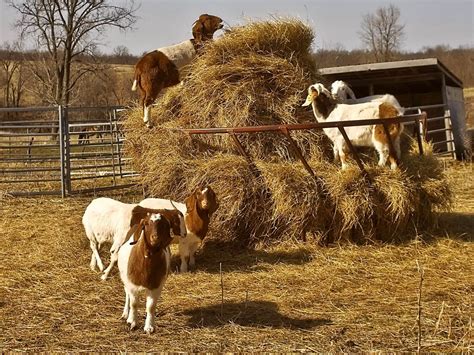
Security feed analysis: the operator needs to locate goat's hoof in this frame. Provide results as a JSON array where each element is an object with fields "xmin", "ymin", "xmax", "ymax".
[
  {"xmin": 100, "ymin": 273, "xmax": 108, "ymax": 281},
  {"xmin": 121, "ymin": 313, "xmax": 128, "ymax": 320},
  {"xmin": 128, "ymin": 321, "xmax": 137, "ymax": 330},
  {"xmin": 144, "ymin": 325, "xmax": 155, "ymax": 334}
]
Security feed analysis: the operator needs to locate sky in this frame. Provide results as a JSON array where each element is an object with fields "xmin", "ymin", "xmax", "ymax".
[{"xmin": 0, "ymin": 0, "xmax": 473, "ymax": 55}]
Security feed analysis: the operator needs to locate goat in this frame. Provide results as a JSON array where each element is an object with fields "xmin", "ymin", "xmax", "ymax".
[
  {"xmin": 132, "ymin": 14, "xmax": 223, "ymax": 128},
  {"xmin": 330, "ymin": 80, "xmax": 404, "ymax": 114},
  {"xmin": 118, "ymin": 207, "xmax": 173, "ymax": 333},
  {"xmin": 78, "ymin": 126, "xmax": 104, "ymax": 145},
  {"xmin": 302, "ymin": 83, "xmax": 404, "ymax": 169},
  {"xmin": 82, "ymin": 197, "xmax": 185, "ymax": 280},
  {"xmin": 139, "ymin": 186, "xmax": 219, "ymax": 272}
]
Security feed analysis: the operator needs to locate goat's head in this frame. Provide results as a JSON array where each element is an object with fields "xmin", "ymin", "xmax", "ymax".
[
  {"xmin": 331, "ymin": 80, "xmax": 356, "ymax": 101},
  {"xmin": 192, "ymin": 14, "xmax": 224, "ymax": 42},
  {"xmin": 302, "ymin": 83, "xmax": 332, "ymax": 107},
  {"xmin": 185, "ymin": 185, "xmax": 219, "ymax": 217},
  {"xmin": 129, "ymin": 212, "xmax": 173, "ymax": 252}
]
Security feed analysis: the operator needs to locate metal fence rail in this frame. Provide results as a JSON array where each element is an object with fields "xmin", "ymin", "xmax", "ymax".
[{"xmin": 0, "ymin": 105, "xmax": 137, "ymax": 197}]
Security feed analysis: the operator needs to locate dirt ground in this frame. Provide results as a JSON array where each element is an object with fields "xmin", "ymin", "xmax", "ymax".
[{"xmin": 0, "ymin": 162, "xmax": 472, "ymax": 352}]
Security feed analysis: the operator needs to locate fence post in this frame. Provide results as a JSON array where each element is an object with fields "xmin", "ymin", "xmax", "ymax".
[
  {"xmin": 64, "ymin": 106, "xmax": 71, "ymax": 194},
  {"xmin": 58, "ymin": 105, "xmax": 66, "ymax": 198}
]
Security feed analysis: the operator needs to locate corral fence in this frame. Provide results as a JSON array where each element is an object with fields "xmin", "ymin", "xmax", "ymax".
[
  {"xmin": 0, "ymin": 105, "xmax": 138, "ymax": 197},
  {"xmin": 405, "ymin": 104, "xmax": 456, "ymax": 158},
  {"xmin": 177, "ymin": 111, "xmax": 428, "ymax": 184}
]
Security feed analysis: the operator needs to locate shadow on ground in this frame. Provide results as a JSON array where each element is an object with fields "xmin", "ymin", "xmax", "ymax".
[
  {"xmin": 437, "ymin": 212, "xmax": 474, "ymax": 241},
  {"xmin": 181, "ymin": 300, "xmax": 331, "ymax": 329},
  {"xmin": 184, "ymin": 240, "xmax": 315, "ymax": 274}
]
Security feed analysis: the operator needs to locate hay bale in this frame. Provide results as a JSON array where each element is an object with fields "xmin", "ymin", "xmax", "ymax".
[{"xmin": 124, "ymin": 18, "xmax": 452, "ymax": 246}]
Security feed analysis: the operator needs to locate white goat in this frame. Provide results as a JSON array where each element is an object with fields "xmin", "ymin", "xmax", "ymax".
[
  {"xmin": 302, "ymin": 83, "xmax": 404, "ymax": 169},
  {"xmin": 82, "ymin": 197, "xmax": 185, "ymax": 280},
  {"xmin": 118, "ymin": 207, "xmax": 173, "ymax": 333},
  {"xmin": 330, "ymin": 80, "xmax": 405, "ymax": 114}
]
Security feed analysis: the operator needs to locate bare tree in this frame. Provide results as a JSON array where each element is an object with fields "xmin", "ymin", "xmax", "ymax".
[
  {"xmin": 0, "ymin": 41, "xmax": 25, "ymax": 108},
  {"xmin": 7, "ymin": 0, "xmax": 138, "ymax": 107},
  {"xmin": 359, "ymin": 4, "xmax": 405, "ymax": 62}
]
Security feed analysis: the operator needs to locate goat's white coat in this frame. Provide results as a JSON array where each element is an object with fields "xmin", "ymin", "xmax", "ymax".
[
  {"xmin": 331, "ymin": 80, "xmax": 405, "ymax": 114},
  {"xmin": 156, "ymin": 40, "xmax": 196, "ymax": 70},
  {"xmin": 82, "ymin": 197, "xmax": 136, "ymax": 277},
  {"xmin": 139, "ymin": 198, "xmax": 201, "ymax": 273},
  {"xmin": 304, "ymin": 83, "xmax": 404, "ymax": 169},
  {"xmin": 118, "ymin": 232, "xmax": 171, "ymax": 333}
]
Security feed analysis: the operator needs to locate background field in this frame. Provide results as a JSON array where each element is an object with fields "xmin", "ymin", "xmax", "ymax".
[{"xmin": 0, "ymin": 161, "xmax": 472, "ymax": 352}]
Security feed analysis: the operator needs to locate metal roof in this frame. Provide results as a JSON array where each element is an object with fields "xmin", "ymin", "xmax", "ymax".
[{"xmin": 318, "ymin": 58, "xmax": 463, "ymax": 88}]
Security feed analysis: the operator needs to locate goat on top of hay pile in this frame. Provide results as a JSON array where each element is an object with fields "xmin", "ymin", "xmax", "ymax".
[
  {"xmin": 132, "ymin": 14, "xmax": 224, "ymax": 128},
  {"xmin": 303, "ymin": 83, "xmax": 404, "ymax": 169}
]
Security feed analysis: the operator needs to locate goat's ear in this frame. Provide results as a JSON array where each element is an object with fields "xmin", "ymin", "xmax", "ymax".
[
  {"xmin": 302, "ymin": 88, "xmax": 317, "ymax": 107},
  {"xmin": 130, "ymin": 205, "xmax": 149, "ymax": 227},
  {"xmin": 185, "ymin": 191, "xmax": 197, "ymax": 213},
  {"xmin": 126, "ymin": 220, "xmax": 142, "ymax": 245},
  {"xmin": 192, "ymin": 18, "xmax": 204, "ymax": 41}
]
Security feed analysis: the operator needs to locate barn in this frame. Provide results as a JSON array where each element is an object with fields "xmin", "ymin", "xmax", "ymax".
[{"xmin": 319, "ymin": 58, "xmax": 470, "ymax": 160}]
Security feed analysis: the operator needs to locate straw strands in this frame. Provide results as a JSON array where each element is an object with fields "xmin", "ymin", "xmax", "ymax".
[{"xmin": 124, "ymin": 18, "xmax": 452, "ymax": 246}]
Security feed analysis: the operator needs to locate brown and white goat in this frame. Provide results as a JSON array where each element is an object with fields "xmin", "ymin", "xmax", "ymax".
[
  {"xmin": 131, "ymin": 14, "xmax": 224, "ymax": 127},
  {"xmin": 118, "ymin": 207, "xmax": 175, "ymax": 333},
  {"xmin": 302, "ymin": 83, "xmax": 404, "ymax": 169},
  {"xmin": 139, "ymin": 186, "xmax": 219, "ymax": 272}
]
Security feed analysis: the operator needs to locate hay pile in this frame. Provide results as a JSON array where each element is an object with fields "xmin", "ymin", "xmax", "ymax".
[{"xmin": 124, "ymin": 18, "xmax": 451, "ymax": 246}]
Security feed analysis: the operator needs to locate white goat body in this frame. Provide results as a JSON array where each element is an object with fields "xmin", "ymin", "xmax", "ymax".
[
  {"xmin": 303, "ymin": 83, "xmax": 404, "ymax": 169},
  {"xmin": 82, "ymin": 197, "xmax": 136, "ymax": 276}
]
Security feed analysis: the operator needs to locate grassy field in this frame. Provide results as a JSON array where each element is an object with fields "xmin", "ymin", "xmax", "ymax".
[{"xmin": 0, "ymin": 162, "xmax": 472, "ymax": 352}]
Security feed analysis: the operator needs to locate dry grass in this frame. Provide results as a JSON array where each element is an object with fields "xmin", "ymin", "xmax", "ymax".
[
  {"xmin": 125, "ymin": 18, "xmax": 452, "ymax": 245},
  {"xmin": 0, "ymin": 163, "xmax": 472, "ymax": 352}
]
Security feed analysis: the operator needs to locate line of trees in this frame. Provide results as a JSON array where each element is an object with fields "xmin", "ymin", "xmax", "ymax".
[{"xmin": 1, "ymin": 2, "xmax": 473, "ymax": 110}]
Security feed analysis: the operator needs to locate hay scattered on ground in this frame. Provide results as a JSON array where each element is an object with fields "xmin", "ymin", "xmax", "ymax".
[{"xmin": 125, "ymin": 18, "xmax": 452, "ymax": 246}]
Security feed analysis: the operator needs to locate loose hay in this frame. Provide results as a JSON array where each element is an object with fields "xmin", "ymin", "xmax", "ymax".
[{"xmin": 124, "ymin": 18, "xmax": 452, "ymax": 246}]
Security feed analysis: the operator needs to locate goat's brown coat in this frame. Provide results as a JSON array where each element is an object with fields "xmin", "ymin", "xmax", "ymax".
[
  {"xmin": 185, "ymin": 187, "xmax": 218, "ymax": 240},
  {"xmin": 127, "ymin": 214, "xmax": 172, "ymax": 290}
]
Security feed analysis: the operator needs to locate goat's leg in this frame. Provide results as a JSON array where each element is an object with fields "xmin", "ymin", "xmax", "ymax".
[
  {"xmin": 144, "ymin": 288, "xmax": 161, "ymax": 334},
  {"xmin": 388, "ymin": 137, "xmax": 402, "ymax": 169},
  {"xmin": 337, "ymin": 142, "xmax": 350, "ymax": 170},
  {"xmin": 374, "ymin": 141, "xmax": 389, "ymax": 167},
  {"xmin": 121, "ymin": 287, "xmax": 130, "ymax": 320},
  {"xmin": 89, "ymin": 240, "xmax": 104, "ymax": 271},
  {"xmin": 101, "ymin": 248, "xmax": 119, "ymax": 281},
  {"xmin": 332, "ymin": 144, "xmax": 340, "ymax": 163},
  {"xmin": 178, "ymin": 241, "xmax": 190, "ymax": 273},
  {"xmin": 126, "ymin": 291, "xmax": 138, "ymax": 330},
  {"xmin": 188, "ymin": 242, "xmax": 200, "ymax": 270}
]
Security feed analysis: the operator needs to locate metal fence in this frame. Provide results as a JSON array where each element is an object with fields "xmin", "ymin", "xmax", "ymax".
[
  {"xmin": 0, "ymin": 106, "xmax": 138, "ymax": 197},
  {"xmin": 404, "ymin": 104, "xmax": 456, "ymax": 158}
]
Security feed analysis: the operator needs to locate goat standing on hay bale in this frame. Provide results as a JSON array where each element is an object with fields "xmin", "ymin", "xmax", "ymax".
[
  {"xmin": 302, "ymin": 83, "xmax": 404, "ymax": 170},
  {"xmin": 140, "ymin": 186, "xmax": 219, "ymax": 273},
  {"xmin": 131, "ymin": 14, "xmax": 224, "ymax": 128},
  {"xmin": 118, "ymin": 207, "xmax": 174, "ymax": 333}
]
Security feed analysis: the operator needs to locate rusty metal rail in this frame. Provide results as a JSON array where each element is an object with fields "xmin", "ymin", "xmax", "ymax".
[{"xmin": 177, "ymin": 112, "xmax": 428, "ymax": 180}]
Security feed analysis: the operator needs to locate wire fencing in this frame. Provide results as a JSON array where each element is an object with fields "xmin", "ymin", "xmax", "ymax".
[{"xmin": 0, "ymin": 106, "xmax": 138, "ymax": 197}]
